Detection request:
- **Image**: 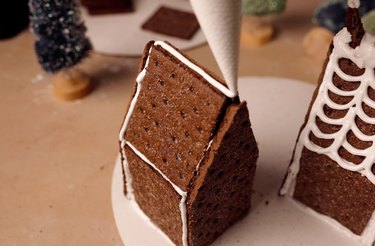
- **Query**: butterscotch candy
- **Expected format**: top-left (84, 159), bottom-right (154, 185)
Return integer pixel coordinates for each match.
top-left (52, 68), bottom-right (91, 101)
top-left (242, 16), bottom-right (274, 47)
top-left (303, 26), bottom-right (333, 61)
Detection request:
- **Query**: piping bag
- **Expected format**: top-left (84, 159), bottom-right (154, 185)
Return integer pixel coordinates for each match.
top-left (190, 0), bottom-right (242, 97)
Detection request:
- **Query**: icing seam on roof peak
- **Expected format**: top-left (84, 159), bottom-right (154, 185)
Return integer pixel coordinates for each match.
top-left (154, 41), bottom-right (236, 98)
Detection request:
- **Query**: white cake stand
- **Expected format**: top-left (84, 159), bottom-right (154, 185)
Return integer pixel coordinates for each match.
top-left (112, 77), bottom-right (362, 246)
top-left (81, 0), bottom-right (206, 56)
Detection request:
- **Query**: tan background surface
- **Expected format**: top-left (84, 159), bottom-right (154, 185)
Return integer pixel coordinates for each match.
top-left (0, 0), bottom-right (324, 245)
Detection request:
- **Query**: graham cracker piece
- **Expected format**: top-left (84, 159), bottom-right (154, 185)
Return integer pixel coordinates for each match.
top-left (125, 43), bottom-right (227, 190)
top-left (142, 6), bottom-right (200, 40)
top-left (125, 146), bottom-right (183, 245)
top-left (187, 102), bottom-right (258, 245)
top-left (295, 148), bottom-right (375, 235)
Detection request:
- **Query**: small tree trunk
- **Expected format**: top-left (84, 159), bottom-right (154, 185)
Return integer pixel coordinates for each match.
top-left (52, 66), bottom-right (91, 101)
top-left (242, 15), bottom-right (274, 47)
top-left (302, 27), bottom-right (333, 62)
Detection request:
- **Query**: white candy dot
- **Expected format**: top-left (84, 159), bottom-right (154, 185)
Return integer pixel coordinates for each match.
top-left (348, 0), bottom-right (360, 9)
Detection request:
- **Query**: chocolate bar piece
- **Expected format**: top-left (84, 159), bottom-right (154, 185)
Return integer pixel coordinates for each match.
top-left (142, 7), bottom-right (200, 40)
top-left (81, 0), bottom-right (133, 15)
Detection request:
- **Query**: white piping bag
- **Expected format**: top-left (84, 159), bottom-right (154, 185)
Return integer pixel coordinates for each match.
top-left (190, 0), bottom-right (242, 97)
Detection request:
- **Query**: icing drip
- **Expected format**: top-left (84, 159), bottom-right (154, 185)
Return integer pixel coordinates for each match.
top-left (281, 28), bottom-right (375, 245)
top-left (119, 41), bottom-right (232, 246)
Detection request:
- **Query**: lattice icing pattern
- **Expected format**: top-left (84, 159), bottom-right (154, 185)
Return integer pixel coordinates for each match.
top-left (282, 28), bottom-right (375, 196)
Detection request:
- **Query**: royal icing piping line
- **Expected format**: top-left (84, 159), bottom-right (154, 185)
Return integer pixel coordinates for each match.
top-left (119, 41), bottom-right (232, 246)
top-left (153, 41), bottom-right (236, 98)
top-left (126, 141), bottom-right (188, 246)
top-left (281, 28), bottom-right (375, 197)
top-left (281, 27), bottom-right (375, 245)
top-left (126, 184), bottom-right (178, 246)
top-left (119, 46), bottom-right (188, 246)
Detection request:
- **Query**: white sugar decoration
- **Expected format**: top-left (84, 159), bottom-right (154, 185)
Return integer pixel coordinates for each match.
top-left (348, 0), bottom-right (360, 9)
top-left (31, 74), bottom-right (45, 84)
top-left (281, 27), bottom-right (375, 245)
top-left (154, 41), bottom-right (236, 98)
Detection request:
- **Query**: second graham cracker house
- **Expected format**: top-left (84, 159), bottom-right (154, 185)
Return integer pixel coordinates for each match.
top-left (281, 4), bottom-right (375, 246)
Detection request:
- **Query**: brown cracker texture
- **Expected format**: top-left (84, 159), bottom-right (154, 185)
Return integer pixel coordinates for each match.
top-left (295, 148), bottom-right (375, 235)
top-left (125, 44), bottom-right (227, 190)
top-left (125, 146), bottom-right (183, 245)
top-left (120, 41), bottom-right (259, 246)
top-left (187, 102), bottom-right (258, 246)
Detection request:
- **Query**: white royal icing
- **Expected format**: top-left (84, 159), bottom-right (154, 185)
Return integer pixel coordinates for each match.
top-left (281, 27), bottom-right (375, 245)
top-left (126, 141), bottom-right (188, 246)
top-left (153, 41), bottom-right (236, 98)
top-left (119, 41), bottom-right (233, 246)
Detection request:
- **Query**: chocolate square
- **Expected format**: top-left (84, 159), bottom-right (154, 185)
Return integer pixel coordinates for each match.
top-left (142, 6), bottom-right (200, 40)
top-left (125, 43), bottom-right (227, 189)
top-left (81, 0), bottom-right (134, 15)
